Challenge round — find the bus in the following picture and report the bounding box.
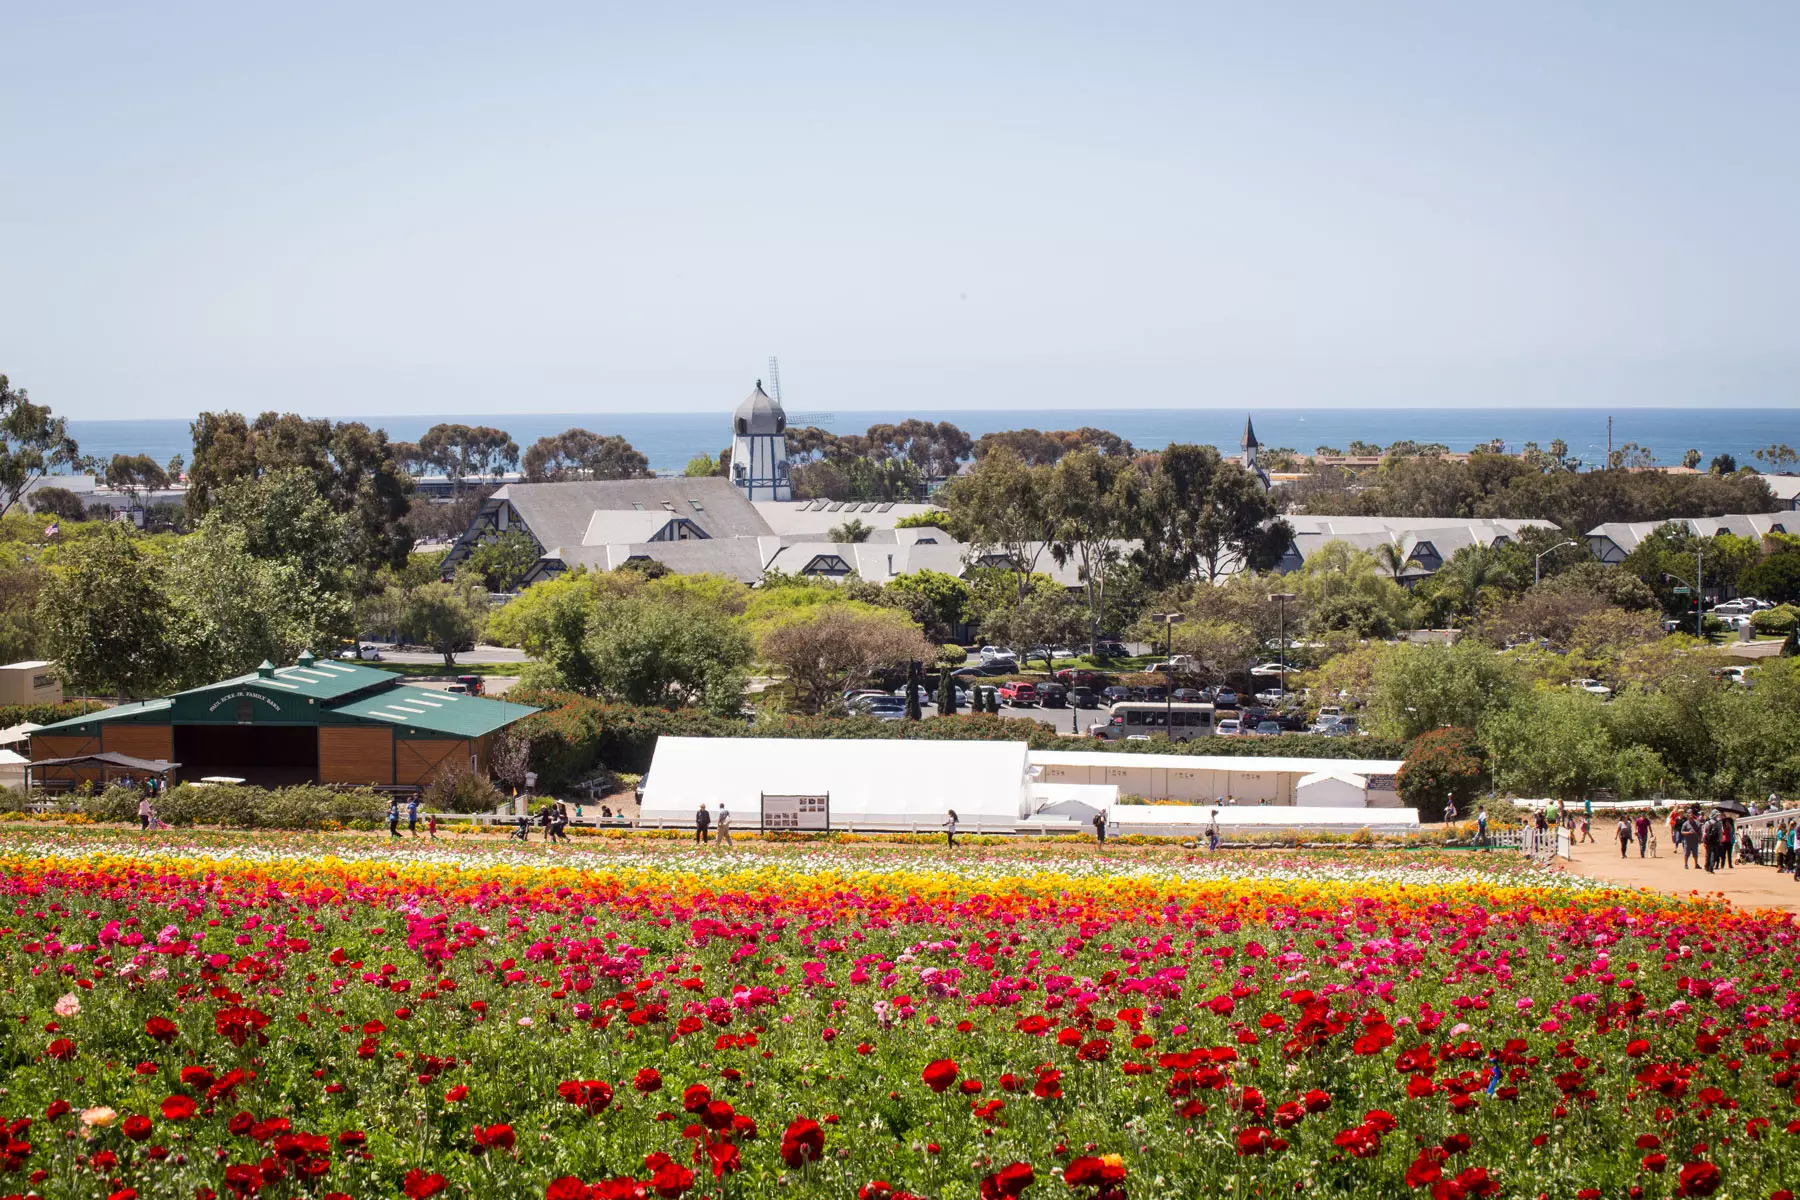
[1088,702,1216,742]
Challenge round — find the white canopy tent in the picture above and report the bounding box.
[0,748,26,791]
[639,737,1043,832]
[1110,803,1420,838]
[1029,749,1406,807]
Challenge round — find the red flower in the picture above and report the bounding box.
[980,1162,1035,1199]
[444,1086,468,1103]
[635,1068,663,1094]
[121,1115,153,1142]
[180,1066,216,1090]
[215,1007,271,1048]
[403,1170,448,1199]
[592,1180,648,1200]
[160,1096,197,1121]
[705,1140,741,1179]
[1644,1154,1668,1173]
[45,1038,76,1061]
[145,1016,179,1043]
[1237,1128,1274,1156]
[1676,1162,1722,1198]
[473,1123,517,1153]
[546,1178,592,1200]
[780,1118,825,1168]
[45,1099,70,1120]
[1064,1155,1128,1187]
[922,1059,960,1093]
[681,1084,711,1112]
[558,1080,616,1115]
[647,1159,693,1198]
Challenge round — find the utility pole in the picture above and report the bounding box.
[1268,593,1297,700]
[1154,612,1184,737]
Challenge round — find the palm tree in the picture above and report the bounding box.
[1375,538,1418,580]
[1437,544,1514,623]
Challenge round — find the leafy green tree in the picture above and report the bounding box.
[583,593,751,714]
[0,551,45,663]
[1416,544,1515,625]
[29,487,87,523]
[1681,448,1703,470]
[371,574,490,665]
[164,522,353,687]
[979,585,1086,671]
[522,430,651,481]
[759,602,935,713]
[1133,445,1289,585]
[1047,447,1136,655]
[463,528,539,592]
[1484,690,1667,802]
[1366,640,1523,741]
[0,376,80,519]
[1292,543,1412,636]
[36,524,177,698]
[940,448,1053,599]
[103,454,169,509]
[1753,444,1799,470]
[684,453,720,477]
[1739,549,1800,606]
[416,424,519,488]
[894,510,951,529]
[884,569,972,643]
[206,468,356,593]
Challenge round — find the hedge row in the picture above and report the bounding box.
[77,783,390,829]
[0,700,109,728]
[507,689,1406,788]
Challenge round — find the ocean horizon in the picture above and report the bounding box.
[64,407,1800,476]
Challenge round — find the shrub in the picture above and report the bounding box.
[78,782,389,829]
[1396,727,1488,822]
[0,700,108,728]
[1751,603,1800,635]
[424,766,506,814]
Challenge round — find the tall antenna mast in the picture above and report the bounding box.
[767,356,783,403]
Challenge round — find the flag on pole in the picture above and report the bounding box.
[43,522,58,538]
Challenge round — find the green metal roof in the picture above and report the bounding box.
[34,698,173,734]
[174,659,397,703]
[330,688,538,738]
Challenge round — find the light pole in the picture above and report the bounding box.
[1154,611,1184,737]
[1267,592,1296,701]
[1533,540,1577,587]
[1662,546,1706,639]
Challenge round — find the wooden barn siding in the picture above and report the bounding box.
[102,724,173,764]
[396,738,471,786]
[320,727,396,786]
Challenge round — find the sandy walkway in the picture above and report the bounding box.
[1558,837,1800,914]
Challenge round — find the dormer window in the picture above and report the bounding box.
[735,418,748,436]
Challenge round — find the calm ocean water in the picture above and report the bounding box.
[64,408,1800,476]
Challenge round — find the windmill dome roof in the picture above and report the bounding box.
[734,382,786,435]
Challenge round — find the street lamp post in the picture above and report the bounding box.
[1662,547,1706,639]
[1154,612,1184,737]
[1267,593,1296,701]
[1533,540,1577,587]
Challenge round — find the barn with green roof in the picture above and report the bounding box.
[29,653,535,790]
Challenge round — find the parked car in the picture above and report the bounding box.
[338,643,382,661]
[1216,718,1244,736]
[1214,688,1238,708]
[1254,689,1287,706]
[1172,688,1203,702]
[1248,661,1288,677]
[1055,669,1102,688]
[979,646,1019,665]
[1149,655,1198,674]
[1318,717,1359,737]
[1142,685,1167,702]
[1270,713,1307,732]
[1038,682,1068,708]
[1094,640,1127,657]
[1570,678,1613,697]
[998,681,1038,706]
[1101,686,1130,705]
[1315,705,1343,724]
[1254,721,1282,736]
[1050,646,1075,660]
[1070,686,1098,708]
[1711,600,1754,618]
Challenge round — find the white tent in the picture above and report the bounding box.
[638,737,1038,832]
[0,748,27,791]
[1293,770,1371,808]
[1029,749,1405,807]
[1110,803,1419,837]
[0,723,41,748]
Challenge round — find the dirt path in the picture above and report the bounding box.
[1558,838,1800,914]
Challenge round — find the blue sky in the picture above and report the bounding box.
[3,1,1797,418]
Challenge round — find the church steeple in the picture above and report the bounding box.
[1240,416,1269,490]
[1241,417,1260,451]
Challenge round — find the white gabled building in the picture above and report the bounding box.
[1586,513,1798,564]
[729,382,793,501]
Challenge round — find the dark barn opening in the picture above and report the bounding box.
[173,724,319,787]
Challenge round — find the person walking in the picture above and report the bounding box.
[1703,812,1723,873]
[1579,815,1594,844]
[715,803,733,851]
[1679,812,1701,869]
[1476,807,1489,850]
[1443,798,1458,824]
[1206,809,1220,852]
[137,794,152,833]
[1633,813,1650,858]
[427,812,439,841]
[387,797,401,839]
[1091,810,1107,848]
[695,802,711,846]
[407,795,420,838]
[1616,817,1631,859]
[1722,815,1736,869]
[944,809,959,849]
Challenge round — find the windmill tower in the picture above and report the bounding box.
[730,380,792,500]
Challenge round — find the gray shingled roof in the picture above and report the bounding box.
[493,477,773,549]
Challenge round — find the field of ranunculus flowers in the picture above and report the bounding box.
[0,829,1794,1200]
